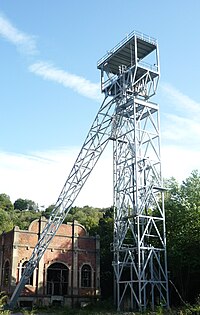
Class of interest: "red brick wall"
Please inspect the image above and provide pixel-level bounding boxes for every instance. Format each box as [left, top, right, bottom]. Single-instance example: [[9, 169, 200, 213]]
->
[[0, 230, 14, 263], [0, 218, 99, 300]]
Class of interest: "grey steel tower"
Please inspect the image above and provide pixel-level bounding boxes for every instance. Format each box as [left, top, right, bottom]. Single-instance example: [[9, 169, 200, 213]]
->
[[7, 31, 169, 311], [97, 31, 169, 311]]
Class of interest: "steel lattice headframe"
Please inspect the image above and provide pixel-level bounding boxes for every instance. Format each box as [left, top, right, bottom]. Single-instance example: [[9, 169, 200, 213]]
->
[[7, 31, 169, 312]]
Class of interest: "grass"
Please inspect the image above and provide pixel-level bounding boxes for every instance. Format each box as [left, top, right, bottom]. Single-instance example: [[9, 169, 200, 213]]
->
[[0, 295, 199, 315], [0, 304, 197, 315]]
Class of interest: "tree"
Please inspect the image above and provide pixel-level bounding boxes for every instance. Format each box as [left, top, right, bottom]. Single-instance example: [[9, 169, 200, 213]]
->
[[10, 210, 41, 230], [43, 204, 55, 218], [164, 171, 200, 304], [181, 169, 200, 209], [26, 199, 38, 211], [0, 193, 13, 212], [14, 198, 28, 211], [94, 207, 114, 299], [0, 209, 13, 234], [14, 198, 38, 211], [65, 205, 104, 231]]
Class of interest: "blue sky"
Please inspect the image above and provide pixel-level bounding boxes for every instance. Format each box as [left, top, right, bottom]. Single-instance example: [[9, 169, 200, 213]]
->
[[0, 0, 200, 208]]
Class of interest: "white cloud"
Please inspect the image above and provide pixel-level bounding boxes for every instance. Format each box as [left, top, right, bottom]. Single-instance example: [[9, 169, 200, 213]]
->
[[162, 144, 200, 182], [0, 146, 113, 209], [159, 83, 200, 180], [29, 61, 102, 102], [162, 113, 200, 144], [0, 11, 199, 206], [0, 12, 102, 102], [0, 13, 38, 55], [161, 82, 200, 115], [0, 143, 198, 211], [160, 83, 200, 149]]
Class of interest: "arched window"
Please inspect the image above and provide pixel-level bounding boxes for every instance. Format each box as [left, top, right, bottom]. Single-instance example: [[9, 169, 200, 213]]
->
[[81, 264, 92, 288], [3, 260, 10, 286], [21, 261, 33, 285], [47, 262, 69, 296]]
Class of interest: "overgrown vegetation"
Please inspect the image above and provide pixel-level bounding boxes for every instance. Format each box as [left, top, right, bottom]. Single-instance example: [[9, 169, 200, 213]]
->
[[1, 302, 200, 315], [164, 170, 200, 304], [0, 170, 200, 311]]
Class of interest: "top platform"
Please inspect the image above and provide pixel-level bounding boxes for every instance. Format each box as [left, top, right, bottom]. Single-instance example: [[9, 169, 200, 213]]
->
[[97, 31, 157, 75]]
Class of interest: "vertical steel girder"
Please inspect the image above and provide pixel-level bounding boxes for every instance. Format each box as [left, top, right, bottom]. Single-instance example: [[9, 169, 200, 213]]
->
[[112, 97, 169, 311], [101, 32, 169, 311], [7, 31, 169, 311]]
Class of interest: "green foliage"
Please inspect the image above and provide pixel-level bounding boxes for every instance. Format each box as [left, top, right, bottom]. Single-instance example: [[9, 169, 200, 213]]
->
[[0, 170, 199, 306], [0, 209, 13, 234], [43, 204, 55, 218], [165, 170, 200, 303], [14, 198, 27, 210], [10, 210, 41, 230], [0, 291, 8, 307], [94, 208, 114, 298], [65, 205, 104, 231], [0, 292, 10, 315], [6, 303, 200, 315], [0, 194, 41, 232], [14, 198, 38, 211], [0, 194, 13, 212]]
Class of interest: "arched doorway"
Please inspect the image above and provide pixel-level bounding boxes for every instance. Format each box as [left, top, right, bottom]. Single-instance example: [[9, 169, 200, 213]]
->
[[3, 260, 10, 287], [47, 262, 69, 296]]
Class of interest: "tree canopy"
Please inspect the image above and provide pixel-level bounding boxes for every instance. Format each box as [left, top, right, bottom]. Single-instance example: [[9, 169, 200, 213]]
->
[[0, 193, 13, 212], [164, 170, 200, 303], [14, 198, 38, 211], [0, 170, 199, 304]]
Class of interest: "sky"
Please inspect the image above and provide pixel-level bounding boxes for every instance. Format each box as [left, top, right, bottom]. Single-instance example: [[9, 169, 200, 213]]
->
[[0, 0, 200, 209]]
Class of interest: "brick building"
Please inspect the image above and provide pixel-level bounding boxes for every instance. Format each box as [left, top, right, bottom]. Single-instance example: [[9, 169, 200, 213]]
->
[[0, 217, 100, 307]]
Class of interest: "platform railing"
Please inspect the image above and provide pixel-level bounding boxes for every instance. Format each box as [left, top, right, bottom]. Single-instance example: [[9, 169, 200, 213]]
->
[[97, 30, 157, 68]]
